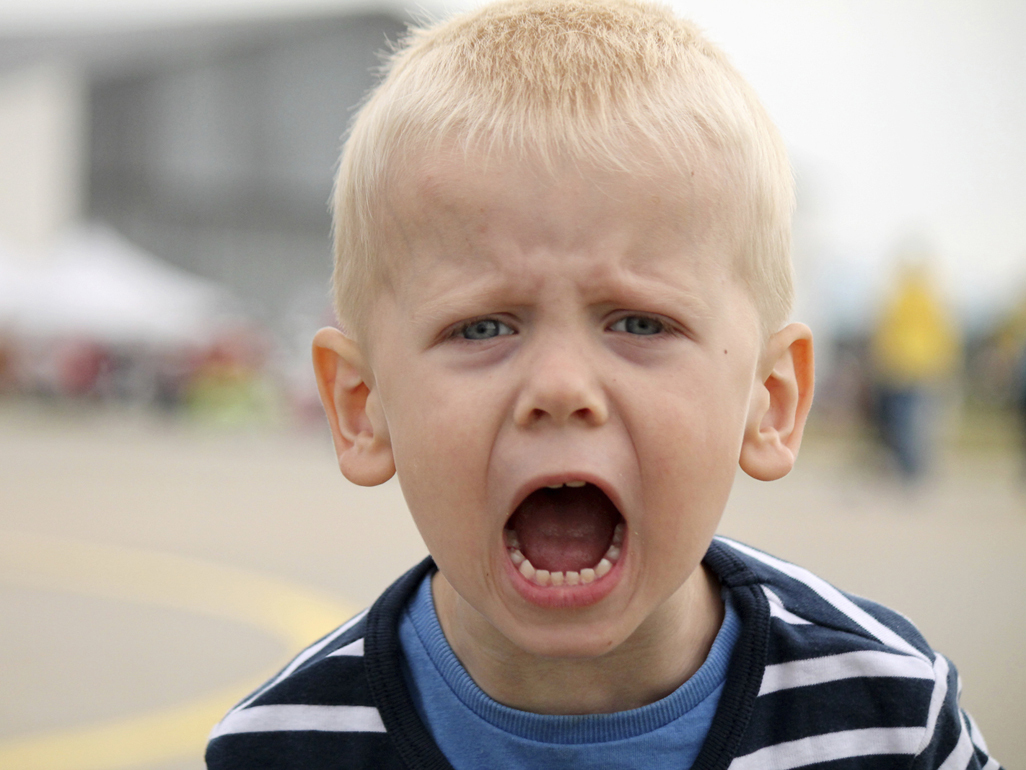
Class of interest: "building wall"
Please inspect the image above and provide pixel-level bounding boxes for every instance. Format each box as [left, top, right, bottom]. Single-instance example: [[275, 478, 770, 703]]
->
[[86, 12, 406, 333]]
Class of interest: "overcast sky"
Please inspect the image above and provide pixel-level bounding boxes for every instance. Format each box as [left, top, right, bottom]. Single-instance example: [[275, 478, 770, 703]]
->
[[2, 0, 1024, 330]]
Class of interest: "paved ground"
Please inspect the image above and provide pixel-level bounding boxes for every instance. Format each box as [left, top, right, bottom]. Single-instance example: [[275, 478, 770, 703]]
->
[[1, 401, 1023, 769]]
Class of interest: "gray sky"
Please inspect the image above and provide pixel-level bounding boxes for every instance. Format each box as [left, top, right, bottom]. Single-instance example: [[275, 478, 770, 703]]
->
[[3, 0, 1024, 330]]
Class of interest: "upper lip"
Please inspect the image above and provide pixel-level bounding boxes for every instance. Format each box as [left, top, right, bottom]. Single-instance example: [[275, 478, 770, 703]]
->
[[507, 472, 627, 525]]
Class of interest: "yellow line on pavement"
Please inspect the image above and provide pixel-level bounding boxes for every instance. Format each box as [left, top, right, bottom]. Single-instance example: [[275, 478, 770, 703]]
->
[[0, 530, 358, 770]]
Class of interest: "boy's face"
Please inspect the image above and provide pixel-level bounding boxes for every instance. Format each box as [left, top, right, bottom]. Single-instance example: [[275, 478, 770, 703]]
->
[[341, 149, 779, 658]]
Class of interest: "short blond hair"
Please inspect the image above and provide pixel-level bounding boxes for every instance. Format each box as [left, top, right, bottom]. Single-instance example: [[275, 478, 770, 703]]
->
[[332, 0, 794, 336]]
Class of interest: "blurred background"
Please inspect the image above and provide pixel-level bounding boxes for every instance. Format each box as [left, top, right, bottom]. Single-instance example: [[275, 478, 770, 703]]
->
[[0, 0, 1023, 768]]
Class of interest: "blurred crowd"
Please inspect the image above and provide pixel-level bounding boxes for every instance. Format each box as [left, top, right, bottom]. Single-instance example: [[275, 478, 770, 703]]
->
[[0, 325, 285, 421], [0, 224, 327, 427]]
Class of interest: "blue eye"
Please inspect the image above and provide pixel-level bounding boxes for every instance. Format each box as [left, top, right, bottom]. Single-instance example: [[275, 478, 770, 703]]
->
[[460, 319, 515, 340], [611, 316, 664, 335]]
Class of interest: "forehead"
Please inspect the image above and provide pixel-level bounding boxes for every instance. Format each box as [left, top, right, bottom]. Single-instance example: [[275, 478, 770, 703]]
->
[[377, 146, 743, 295]]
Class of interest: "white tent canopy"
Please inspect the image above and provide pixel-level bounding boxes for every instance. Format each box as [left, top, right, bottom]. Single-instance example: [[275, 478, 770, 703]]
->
[[0, 224, 242, 346]]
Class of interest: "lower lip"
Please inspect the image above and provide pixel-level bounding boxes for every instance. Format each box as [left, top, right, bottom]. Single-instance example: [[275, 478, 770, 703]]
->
[[503, 547, 625, 609]]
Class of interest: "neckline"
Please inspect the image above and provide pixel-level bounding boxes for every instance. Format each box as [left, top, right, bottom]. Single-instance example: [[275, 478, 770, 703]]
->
[[404, 571, 741, 744]]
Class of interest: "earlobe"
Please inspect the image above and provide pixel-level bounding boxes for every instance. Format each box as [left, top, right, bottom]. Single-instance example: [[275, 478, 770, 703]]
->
[[739, 323, 815, 481], [311, 327, 396, 486]]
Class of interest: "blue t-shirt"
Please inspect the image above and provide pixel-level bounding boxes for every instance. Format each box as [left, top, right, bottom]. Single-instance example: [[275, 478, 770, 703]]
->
[[398, 572, 740, 770]]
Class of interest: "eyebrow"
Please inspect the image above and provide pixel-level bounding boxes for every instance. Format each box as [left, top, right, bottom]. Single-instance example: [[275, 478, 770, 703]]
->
[[407, 271, 529, 326], [409, 265, 717, 334], [573, 260, 717, 320]]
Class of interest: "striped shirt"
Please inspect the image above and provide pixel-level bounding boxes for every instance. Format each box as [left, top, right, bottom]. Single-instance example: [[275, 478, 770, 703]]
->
[[206, 538, 1002, 769]]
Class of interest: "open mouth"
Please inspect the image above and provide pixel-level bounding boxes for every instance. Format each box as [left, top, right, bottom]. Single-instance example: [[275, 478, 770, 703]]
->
[[504, 481, 624, 588]]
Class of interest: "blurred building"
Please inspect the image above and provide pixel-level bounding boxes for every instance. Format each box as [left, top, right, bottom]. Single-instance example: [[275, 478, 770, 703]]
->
[[0, 11, 407, 333]]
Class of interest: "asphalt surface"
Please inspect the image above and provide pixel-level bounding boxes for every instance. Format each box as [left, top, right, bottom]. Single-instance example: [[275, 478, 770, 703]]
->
[[1, 401, 1023, 769]]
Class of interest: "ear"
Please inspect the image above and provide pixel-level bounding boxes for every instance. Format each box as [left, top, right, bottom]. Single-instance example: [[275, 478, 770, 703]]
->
[[739, 323, 815, 481], [311, 327, 396, 486]]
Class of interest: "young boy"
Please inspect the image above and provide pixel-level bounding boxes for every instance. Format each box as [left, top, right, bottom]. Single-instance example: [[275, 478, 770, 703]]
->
[[207, 1, 1000, 767]]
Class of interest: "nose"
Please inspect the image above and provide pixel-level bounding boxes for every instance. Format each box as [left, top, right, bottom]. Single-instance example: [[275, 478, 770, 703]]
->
[[512, 338, 609, 428]]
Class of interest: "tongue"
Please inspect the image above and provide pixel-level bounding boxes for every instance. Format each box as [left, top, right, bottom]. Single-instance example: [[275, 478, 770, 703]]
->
[[508, 485, 620, 572]]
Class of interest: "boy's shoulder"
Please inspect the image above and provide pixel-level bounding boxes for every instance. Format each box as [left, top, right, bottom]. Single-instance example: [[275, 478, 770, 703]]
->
[[205, 559, 436, 770], [707, 536, 992, 768], [709, 535, 936, 659]]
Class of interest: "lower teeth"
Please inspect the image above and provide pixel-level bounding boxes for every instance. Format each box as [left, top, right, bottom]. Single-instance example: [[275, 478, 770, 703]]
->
[[507, 523, 623, 587]]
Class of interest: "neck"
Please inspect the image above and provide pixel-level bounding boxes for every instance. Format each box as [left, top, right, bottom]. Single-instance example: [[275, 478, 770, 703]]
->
[[431, 566, 724, 715]]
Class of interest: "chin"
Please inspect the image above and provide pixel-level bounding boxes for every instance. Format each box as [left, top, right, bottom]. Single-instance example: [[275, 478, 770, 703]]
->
[[493, 591, 644, 659]]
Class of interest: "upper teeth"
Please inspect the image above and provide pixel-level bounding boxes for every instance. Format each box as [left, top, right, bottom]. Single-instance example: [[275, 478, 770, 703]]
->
[[547, 480, 587, 489]]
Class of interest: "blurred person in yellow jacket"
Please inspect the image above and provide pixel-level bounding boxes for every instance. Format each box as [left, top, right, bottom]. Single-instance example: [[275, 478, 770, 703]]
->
[[871, 260, 961, 478], [1018, 335, 1026, 476]]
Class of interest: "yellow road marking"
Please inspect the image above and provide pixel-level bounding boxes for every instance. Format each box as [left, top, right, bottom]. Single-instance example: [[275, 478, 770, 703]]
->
[[0, 530, 358, 770]]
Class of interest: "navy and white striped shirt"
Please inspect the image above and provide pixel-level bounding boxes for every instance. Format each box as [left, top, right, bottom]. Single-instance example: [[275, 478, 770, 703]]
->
[[206, 538, 1001, 769]]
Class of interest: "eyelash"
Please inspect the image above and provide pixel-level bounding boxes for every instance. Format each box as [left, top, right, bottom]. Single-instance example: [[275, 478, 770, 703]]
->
[[608, 315, 668, 336], [452, 318, 517, 341]]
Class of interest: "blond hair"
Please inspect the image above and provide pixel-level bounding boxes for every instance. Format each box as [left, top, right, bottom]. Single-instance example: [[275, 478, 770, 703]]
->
[[332, 0, 794, 336]]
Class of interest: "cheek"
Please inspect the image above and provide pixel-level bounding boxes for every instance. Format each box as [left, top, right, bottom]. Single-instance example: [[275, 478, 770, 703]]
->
[[640, 366, 750, 463], [381, 368, 498, 552], [630, 366, 751, 530], [389, 383, 489, 484]]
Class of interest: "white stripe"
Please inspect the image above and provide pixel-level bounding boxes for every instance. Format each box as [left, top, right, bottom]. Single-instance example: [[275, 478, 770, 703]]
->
[[966, 711, 991, 755], [230, 608, 368, 714], [936, 710, 976, 770], [763, 586, 811, 625], [729, 727, 923, 770], [209, 704, 386, 739], [915, 654, 949, 754], [327, 637, 365, 657], [759, 650, 934, 696], [718, 538, 927, 661]]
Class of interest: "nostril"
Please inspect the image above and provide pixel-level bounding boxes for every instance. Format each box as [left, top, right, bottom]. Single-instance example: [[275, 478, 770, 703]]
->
[[513, 367, 608, 427], [522, 405, 602, 427]]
